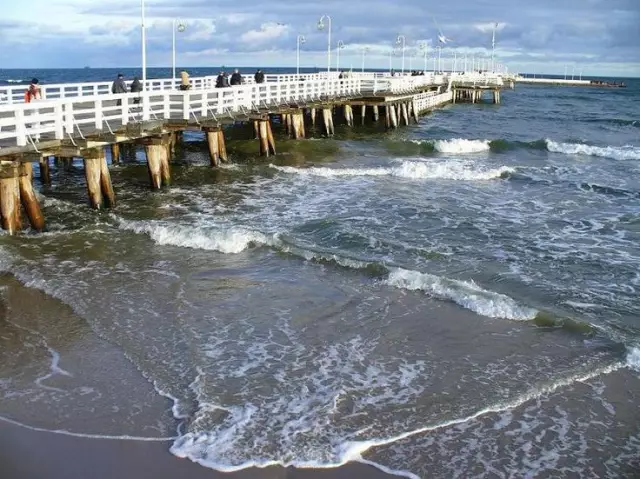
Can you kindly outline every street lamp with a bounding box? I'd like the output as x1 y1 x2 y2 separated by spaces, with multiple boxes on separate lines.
419 41 428 72
396 35 406 74
296 34 306 75
172 19 186 88
141 0 147 90
361 46 369 72
317 15 332 74
437 45 442 73
336 40 345 72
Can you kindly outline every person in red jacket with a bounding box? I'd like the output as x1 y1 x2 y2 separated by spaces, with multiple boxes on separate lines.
25 78 42 103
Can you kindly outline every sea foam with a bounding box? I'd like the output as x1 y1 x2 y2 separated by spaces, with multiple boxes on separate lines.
546 140 640 161
384 268 538 321
270 161 512 181
432 138 491 154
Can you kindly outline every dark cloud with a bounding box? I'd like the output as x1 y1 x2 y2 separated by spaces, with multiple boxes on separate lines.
1 0 638 74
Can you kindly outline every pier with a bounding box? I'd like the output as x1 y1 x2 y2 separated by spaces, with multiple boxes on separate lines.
0 71 507 234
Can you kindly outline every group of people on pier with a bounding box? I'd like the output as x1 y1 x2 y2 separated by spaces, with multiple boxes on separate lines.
215 69 265 87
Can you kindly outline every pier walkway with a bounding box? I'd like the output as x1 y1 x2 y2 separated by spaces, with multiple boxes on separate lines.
0 71 508 234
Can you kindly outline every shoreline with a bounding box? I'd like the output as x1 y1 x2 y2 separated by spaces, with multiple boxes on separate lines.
0 418 398 479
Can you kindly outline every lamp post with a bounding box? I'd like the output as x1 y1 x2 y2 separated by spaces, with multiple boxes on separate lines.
419 41 428 72
141 0 147 90
336 40 345 72
389 48 394 73
172 19 186 88
396 35 406 74
437 45 442 73
296 34 306 75
491 22 497 72
361 46 369 72
317 15 332 74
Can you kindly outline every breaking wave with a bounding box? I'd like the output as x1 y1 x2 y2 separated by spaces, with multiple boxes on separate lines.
545 139 640 160
270 162 513 181
384 268 538 321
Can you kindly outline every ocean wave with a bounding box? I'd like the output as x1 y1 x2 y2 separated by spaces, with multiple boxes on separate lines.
545 139 640 160
412 138 491 154
628 347 640 372
117 219 272 254
579 183 640 199
3 79 25 84
583 118 639 128
270 162 513 181
384 268 538 321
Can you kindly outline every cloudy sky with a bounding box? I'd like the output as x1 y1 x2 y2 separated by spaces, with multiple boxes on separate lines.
1 0 638 76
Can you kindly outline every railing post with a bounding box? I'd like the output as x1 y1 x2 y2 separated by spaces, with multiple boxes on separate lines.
201 92 207 117
142 94 150 121
95 98 103 130
15 108 27 146
54 104 64 139
121 97 129 125
182 93 189 120
64 103 74 135
163 93 170 119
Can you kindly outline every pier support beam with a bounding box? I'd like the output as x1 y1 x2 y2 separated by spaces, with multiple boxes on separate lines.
412 101 419 123
206 129 221 167
111 143 120 165
83 149 115 209
144 144 166 189
384 105 390 129
322 108 334 136
0 166 21 235
361 105 367 125
255 119 276 157
266 120 276 155
18 163 45 232
400 103 409 126
493 89 501 104
373 105 379 122
343 104 354 127
291 112 305 139
389 104 398 129
310 108 317 127
39 156 51 185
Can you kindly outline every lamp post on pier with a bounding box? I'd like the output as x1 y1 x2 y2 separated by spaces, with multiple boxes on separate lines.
437 45 442 73
419 41 428 72
317 15 332 74
140 0 148 119
172 19 186 89
396 35 406 74
296 35 306 75
361 46 369 72
336 40 345 72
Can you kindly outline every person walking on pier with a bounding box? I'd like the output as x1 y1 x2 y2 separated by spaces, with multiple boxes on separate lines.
130 76 142 104
230 69 243 86
111 73 128 106
254 69 265 84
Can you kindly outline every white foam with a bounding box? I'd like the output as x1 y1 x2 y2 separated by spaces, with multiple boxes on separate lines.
546 139 640 161
118 219 272 254
384 268 538 320
627 347 640 372
270 161 512 181
432 138 491 154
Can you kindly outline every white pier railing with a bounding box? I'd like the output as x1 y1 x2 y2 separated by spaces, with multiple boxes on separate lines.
0 77 362 148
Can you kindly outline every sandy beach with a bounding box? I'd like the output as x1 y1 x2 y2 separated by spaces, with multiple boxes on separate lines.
0 420 394 479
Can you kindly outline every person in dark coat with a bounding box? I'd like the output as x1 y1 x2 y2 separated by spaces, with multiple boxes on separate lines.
230 69 242 86
215 71 230 88
130 76 142 104
111 73 127 106
254 69 265 84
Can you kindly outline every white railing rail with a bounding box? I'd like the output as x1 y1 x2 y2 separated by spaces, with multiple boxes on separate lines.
413 91 453 114
0 77 362 147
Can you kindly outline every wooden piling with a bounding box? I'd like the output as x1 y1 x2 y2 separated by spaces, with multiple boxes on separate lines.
160 143 171 187
111 143 120 164
322 108 334 136
266 120 276 155
253 120 260 140
384 105 390 129
400 103 409 126
218 130 228 162
145 144 163 189
83 156 103 209
0 168 21 235
412 101 420 123
361 105 367 125
18 163 45 232
258 120 270 157
373 105 379 122
39 157 51 185
99 153 116 207
206 130 221 167
310 108 317 127
343 104 354 127
389 104 398 129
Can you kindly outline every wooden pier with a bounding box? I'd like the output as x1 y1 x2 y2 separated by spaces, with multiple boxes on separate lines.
0 71 507 234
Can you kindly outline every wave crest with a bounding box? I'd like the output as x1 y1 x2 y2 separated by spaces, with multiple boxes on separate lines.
270 162 513 181
545 139 640 161
384 268 538 321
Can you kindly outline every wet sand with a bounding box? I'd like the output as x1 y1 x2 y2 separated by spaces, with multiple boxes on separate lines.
0 420 395 479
